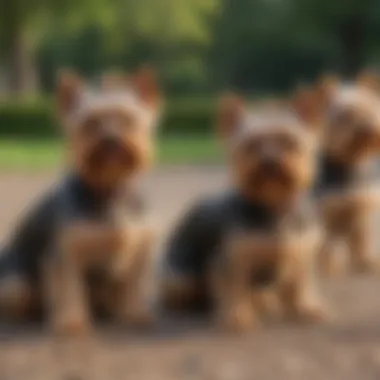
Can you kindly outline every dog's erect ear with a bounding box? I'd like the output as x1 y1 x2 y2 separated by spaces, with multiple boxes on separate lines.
216 93 246 139
292 75 339 127
317 74 339 105
356 69 380 92
56 69 83 119
131 65 161 110
292 85 324 127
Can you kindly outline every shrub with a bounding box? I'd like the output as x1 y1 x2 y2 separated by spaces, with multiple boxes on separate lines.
0 97 216 138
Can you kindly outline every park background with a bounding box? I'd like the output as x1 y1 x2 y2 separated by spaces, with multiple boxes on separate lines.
2 3 380 378
0 0 379 169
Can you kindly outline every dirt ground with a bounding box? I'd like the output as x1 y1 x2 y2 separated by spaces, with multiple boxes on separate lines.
1 166 380 380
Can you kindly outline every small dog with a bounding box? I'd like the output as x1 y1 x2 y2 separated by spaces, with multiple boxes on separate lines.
162 90 327 332
0 67 162 335
314 71 380 275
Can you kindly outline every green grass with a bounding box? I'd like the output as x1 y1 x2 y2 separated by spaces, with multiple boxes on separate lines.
0 135 222 171
159 135 221 164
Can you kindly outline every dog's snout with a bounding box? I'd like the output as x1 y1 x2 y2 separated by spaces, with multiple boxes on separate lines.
260 157 281 173
100 135 122 151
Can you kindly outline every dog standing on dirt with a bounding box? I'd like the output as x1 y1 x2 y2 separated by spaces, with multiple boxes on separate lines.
0 67 162 335
161 91 328 332
314 72 380 275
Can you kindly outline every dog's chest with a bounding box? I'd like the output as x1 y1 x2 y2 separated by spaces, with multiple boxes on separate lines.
69 181 146 233
316 157 378 229
315 156 374 194
227 201 283 232
66 180 146 273
224 201 307 288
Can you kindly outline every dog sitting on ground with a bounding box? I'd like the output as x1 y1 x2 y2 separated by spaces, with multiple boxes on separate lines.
0 67 162 336
314 71 380 275
161 90 328 332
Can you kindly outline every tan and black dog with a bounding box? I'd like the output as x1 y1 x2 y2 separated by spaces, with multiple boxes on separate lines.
314 72 380 275
0 67 162 335
162 90 328 332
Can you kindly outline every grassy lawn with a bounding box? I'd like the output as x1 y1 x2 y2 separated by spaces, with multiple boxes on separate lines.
0 135 221 171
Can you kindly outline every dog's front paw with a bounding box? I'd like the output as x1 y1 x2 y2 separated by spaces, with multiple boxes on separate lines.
351 257 378 275
52 314 92 337
320 257 346 278
296 304 330 324
0 276 33 319
217 305 258 333
120 307 156 329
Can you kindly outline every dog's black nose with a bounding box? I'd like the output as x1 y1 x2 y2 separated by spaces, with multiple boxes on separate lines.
250 265 277 288
261 158 281 174
100 136 122 152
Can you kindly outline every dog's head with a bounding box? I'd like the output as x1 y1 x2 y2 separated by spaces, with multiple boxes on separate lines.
318 71 380 165
56 66 162 190
217 91 320 207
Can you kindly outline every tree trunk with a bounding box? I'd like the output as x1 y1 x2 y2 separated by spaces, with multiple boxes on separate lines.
339 14 367 78
7 25 38 97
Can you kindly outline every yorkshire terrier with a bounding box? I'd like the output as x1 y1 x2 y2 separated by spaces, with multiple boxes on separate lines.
314 71 380 275
161 90 328 332
0 67 162 335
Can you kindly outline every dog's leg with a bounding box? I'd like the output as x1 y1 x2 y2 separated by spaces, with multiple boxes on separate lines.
210 239 258 333
111 226 156 328
44 252 92 336
319 232 344 277
46 223 117 336
0 275 36 321
211 264 256 332
279 227 328 323
348 212 375 273
161 274 206 312
280 270 328 323
252 288 281 318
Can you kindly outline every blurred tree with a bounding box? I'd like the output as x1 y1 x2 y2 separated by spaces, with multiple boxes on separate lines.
0 0 41 95
0 0 108 96
292 0 378 77
37 0 218 94
97 0 218 94
2 0 380 98
210 0 336 93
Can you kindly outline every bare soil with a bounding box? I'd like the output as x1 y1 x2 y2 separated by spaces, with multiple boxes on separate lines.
0 167 380 380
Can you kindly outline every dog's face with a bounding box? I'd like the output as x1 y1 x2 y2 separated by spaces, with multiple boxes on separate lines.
57 68 162 190
320 72 380 164
217 93 319 206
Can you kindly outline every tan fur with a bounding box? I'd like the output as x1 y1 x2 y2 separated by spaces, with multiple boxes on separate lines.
231 127 317 207
210 89 328 332
0 276 37 321
210 226 327 332
40 66 162 336
319 189 379 275
161 275 207 312
216 93 246 142
316 72 380 275
43 222 155 335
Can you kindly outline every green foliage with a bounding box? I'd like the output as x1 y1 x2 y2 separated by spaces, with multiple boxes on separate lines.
0 100 57 138
2 0 380 97
163 98 215 135
0 98 215 138
0 135 221 170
